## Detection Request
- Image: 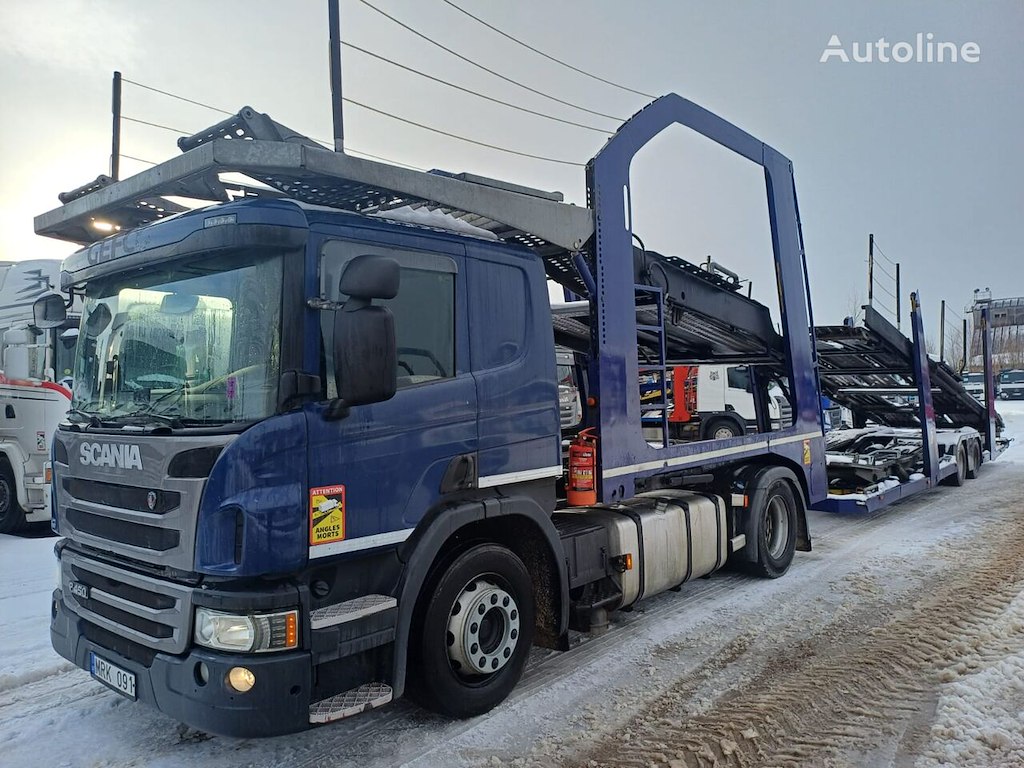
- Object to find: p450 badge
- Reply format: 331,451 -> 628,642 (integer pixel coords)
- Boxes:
68,581 -> 90,600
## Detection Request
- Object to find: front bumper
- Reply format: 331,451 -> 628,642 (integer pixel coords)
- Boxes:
51,590 -> 312,737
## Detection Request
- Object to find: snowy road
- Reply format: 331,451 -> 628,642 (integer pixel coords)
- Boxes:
2,403 -> 1022,768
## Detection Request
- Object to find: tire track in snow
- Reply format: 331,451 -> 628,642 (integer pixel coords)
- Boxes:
562,483 -> 1024,768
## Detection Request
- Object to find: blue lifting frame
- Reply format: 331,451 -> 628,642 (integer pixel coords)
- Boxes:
584,94 -> 827,504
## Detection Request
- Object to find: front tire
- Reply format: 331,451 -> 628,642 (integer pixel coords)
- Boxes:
408,544 -> 535,718
704,417 -> 742,441
0,463 -> 26,535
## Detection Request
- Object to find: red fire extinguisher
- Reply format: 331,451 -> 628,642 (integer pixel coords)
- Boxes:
567,428 -> 598,506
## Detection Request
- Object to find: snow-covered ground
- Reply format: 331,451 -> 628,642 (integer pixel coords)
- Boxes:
1,402 -> 1022,768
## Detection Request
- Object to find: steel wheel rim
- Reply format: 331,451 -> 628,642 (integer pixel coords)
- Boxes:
446,577 -> 520,678
764,494 -> 790,559
713,426 -> 736,440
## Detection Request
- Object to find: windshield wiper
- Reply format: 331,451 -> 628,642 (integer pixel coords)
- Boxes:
65,409 -> 103,428
102,411 -> 184,429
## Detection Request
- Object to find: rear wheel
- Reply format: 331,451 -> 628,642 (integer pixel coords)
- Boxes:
966,441 -> 982,480
408,544 -> 535,718
0,463 -> 26,535
942,445 -> 967,487
740,471 -> 798,579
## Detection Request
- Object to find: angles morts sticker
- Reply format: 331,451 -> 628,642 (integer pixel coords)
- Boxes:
309,485 -> 346,546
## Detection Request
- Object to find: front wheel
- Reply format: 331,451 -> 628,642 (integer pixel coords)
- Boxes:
0,463 -> 26,535
704,417 -> 742,441
408,544 -> 535,718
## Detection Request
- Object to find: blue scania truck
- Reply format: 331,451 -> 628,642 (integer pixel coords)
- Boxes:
34,95 -> 827,736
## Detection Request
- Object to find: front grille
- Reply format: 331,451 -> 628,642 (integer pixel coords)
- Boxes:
67,509 -> 180,551
63,477 -> 180,513
72,564 -> 175,609
78,595 -> 174,638
63,549 -> 193,654
82,620 -> 157,667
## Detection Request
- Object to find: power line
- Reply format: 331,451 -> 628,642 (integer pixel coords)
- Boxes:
122,79 -> 426,170
345,98 -> 584,165
872,260 -> 895,282
343,40 -> 610,134
122,78 -> 232,116
871,298 -> 895,317
872,280 -> 897,301
122,78 -> 582,170
356,0 -> 624,123
871,239 -> 897,266
438,0 -> 656,99
122,154 -> 157,166
122,115 -> 192,135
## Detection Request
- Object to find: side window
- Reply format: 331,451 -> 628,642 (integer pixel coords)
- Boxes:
390,269 -> 455,386
320,240 -> 457,397
468,259 -> 528,369
726,366 -> 750,391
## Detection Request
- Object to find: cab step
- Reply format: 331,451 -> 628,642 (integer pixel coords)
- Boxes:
310,594 -> 396,629
309,682 -> 393,723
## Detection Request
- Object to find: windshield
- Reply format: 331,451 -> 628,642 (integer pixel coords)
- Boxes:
72,251 -> 283,426
963,373 -> 983,384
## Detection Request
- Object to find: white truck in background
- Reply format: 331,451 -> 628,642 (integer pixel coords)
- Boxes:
0,259 -> 80,533
641,364 -> 792,442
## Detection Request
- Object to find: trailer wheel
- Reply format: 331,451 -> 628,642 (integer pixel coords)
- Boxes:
0,462 -> 26,535
966,441 -> 982,480
741,473 -> 798,579
408,543 -> 534,718
942,445 -> 967,487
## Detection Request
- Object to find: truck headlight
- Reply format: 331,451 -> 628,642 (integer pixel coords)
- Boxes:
193,607 -> 298,653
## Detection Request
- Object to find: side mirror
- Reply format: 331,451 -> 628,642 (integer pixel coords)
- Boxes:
33,293 -> 67,329
160,293 -> 199,315
327,255 -> 399,416
333,303 -> 397,410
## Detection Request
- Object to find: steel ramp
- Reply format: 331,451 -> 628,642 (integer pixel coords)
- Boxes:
817,305 -> 1002,433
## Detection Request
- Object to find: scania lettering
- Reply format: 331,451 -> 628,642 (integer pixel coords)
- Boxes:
37,97 -> 828,736
78,442 -> 143,470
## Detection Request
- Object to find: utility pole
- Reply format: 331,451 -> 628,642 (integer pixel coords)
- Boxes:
895,262 -> 901,332
328,0 -> 345,152
111,71 -> 122,180
939,299 -> 946,362
867,233 -> 874,308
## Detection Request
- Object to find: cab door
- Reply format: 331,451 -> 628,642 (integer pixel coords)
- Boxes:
304,230 -> 476,559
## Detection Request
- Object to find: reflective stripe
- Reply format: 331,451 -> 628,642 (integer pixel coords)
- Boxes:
477,465 -> 562,488
309,528 -> 415,559
604,431 -> 822,479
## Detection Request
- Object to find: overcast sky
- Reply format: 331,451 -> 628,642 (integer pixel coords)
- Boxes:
0,0 -> 1020,334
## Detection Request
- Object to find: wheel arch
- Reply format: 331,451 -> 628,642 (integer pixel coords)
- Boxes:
391,493 -> 568,699
733,461 -> 809,562
0,443 -> 28,508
